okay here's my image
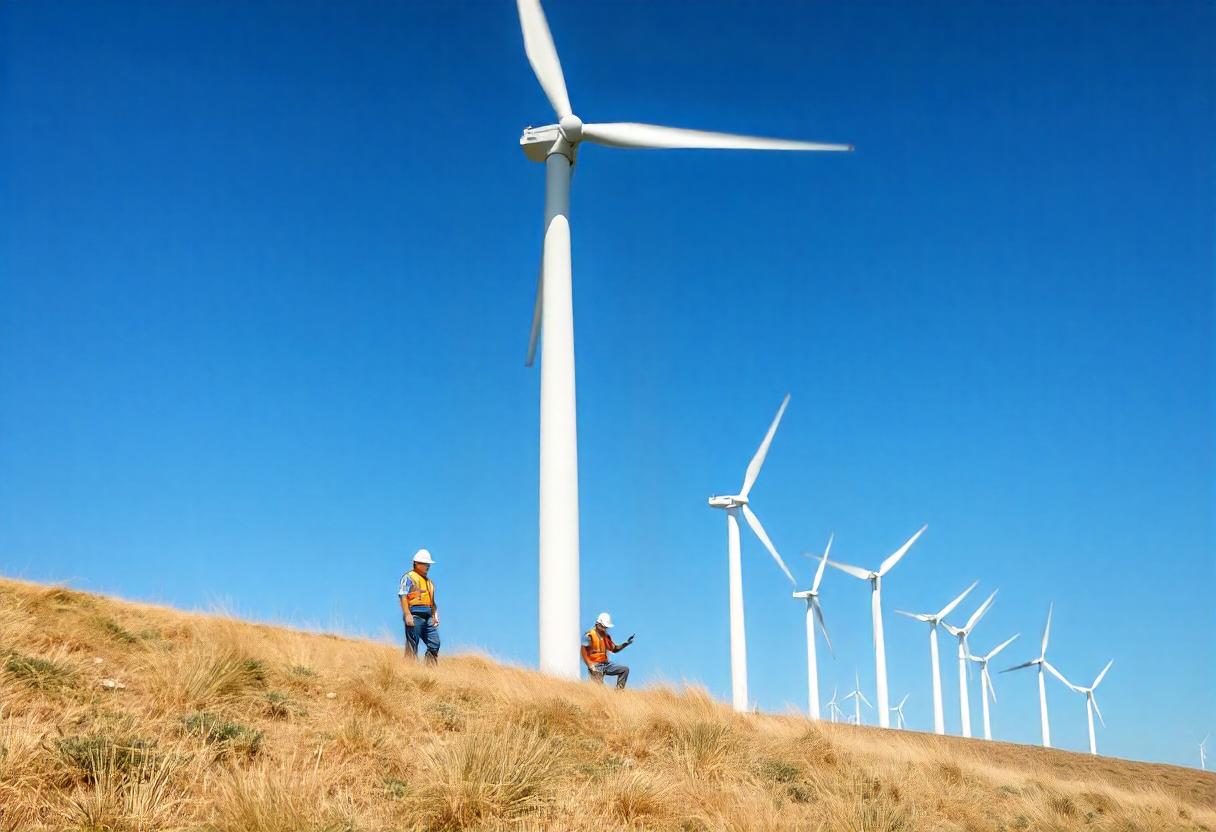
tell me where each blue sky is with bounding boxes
[1,1,1212,768]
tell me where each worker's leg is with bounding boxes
[404,617,420,660]
[420,613,440,665]
[599,661,630,689]
[588,664,605,683]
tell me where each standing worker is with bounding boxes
[398,549,440,664]
[581,612,634,689]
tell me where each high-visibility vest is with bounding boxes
[585,628,613,664]
[404,571,434,608]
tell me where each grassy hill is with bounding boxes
[1,577,1212,832]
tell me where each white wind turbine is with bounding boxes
[890,693,910,730]
[967,633,1019,741]
[1049,660,1113,756]
[826,686,844,723]
[942,590,998,739]
[827,526,928,727]
[1201,735,1209,771]
[1002,604,1061,748]
[792,538,834,719]
[515,0,852,678]
[708,395,798,711]
[842,670,873,726]
[896,581,977,735]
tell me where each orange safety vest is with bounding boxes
[404,570,434,608]
[585,628,614,664]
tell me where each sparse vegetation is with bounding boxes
[0,575,1211,831]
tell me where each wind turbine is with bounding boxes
[827,526,928,727]
[1050,660,1113,755]
[708,395,797,711]
[890,693,910,730]
[967,633,1019,741]
[1201,735,1209,771]
[515,0,852,679]
[896,581,977,735]
[825,686,844,723]
[1002,604,1060,748]
[942,590,997,739]
[793,537,834,719]
[842,670,873,726]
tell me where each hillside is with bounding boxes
[1,577,1212,832]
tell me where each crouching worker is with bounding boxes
[582,612,634,689]
[398,548,440,664]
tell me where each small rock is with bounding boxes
[325,691,337,700]
[93,657,104,664]
[99,678,126,690]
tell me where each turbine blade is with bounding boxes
[812,597,834,657]
[525,260,543,367]
[985,633,1020,661]
[1092,659,1113,689]
[827,560,873,581]
[739,394,790,498]
[895,610,932,622]
[1041,603,1053,658]
[516,0,572,118]
[984,667,998,703]
[1001,659,1038,674]
[936,580,978,620]
[859,691,873,709]
[740,504,794,583]
[580,122,853,152]
[1091,694,1105,728]
[964,590,998,633]
[1044,661,1079,692]
[811,534,833,593]
[878,524,927,576]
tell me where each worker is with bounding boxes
[581,611,634,689]
[398,548,440,664]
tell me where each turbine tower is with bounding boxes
[896,581,977,735]
[1002,604,1061,748]
[828,526,928,727]
[793,537,834,719]
[708,395,798,711]
[967,633,1019,741]
[842,670,872,726]
[1201,735,1209,771]
[890,693,910,730]
[942,591,998,739]
[1050,660,1113,755]
[515,0,852,678]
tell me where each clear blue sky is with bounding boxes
[1,1,1212,768]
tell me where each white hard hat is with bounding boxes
[412,548,435,565]
[596,612,614,629]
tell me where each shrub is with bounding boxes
[182,712,263,757]
[95,617,138,644]
[56,735,157,784]
[262,691,305,720]
[4,652,75,691]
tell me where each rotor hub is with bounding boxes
[559,113,584,142]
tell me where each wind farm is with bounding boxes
[1,0,1212,828]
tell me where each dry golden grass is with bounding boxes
[0,576,1211,831]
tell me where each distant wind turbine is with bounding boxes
[967,634,1019,741]
[842,670,873,726]
[828,526,928,727]
[896,581,977,735]
[890,693,910,730]
[826,686,844,723]
[792,538,834,720]
[708,395,797,712]
[1002,604,1061,747]
[1201,735,1209,771]
[1050,660,1113,755]
[942,591,997,738]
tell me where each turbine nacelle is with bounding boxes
[707,494,748,510]
[792,589,818,599]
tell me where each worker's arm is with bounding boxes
[613,634,635,652]
[431,587,439,627]
[580,644,595,670]
[399,578,415,627]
